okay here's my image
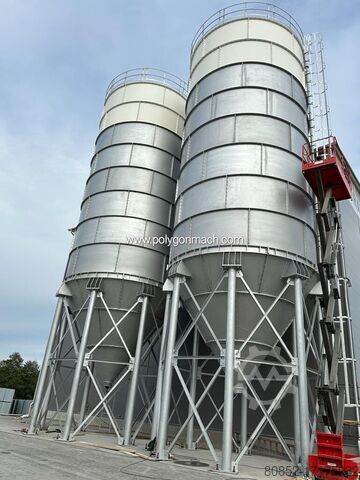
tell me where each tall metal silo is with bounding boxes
[155,4,318,472]
[28,68,186,445]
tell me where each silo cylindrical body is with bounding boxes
[170,12,317,353]
[63,69,186,387]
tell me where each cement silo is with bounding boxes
[29,68,186,444]
[155,4,318,472]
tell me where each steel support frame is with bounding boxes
[154,262,314,473]
[29,283,162,445]
[28,296,67,434]
[67,292,159,443]
[29,293,96,432]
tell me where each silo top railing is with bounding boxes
[191,2,304,54]
[105,68,188,102]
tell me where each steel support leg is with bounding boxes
[60,289,97,441]
[156,275,181,460]
[39,314,67,430]
[28,297,63,434]
[294,277,310,470]
[123,296,149,445]
[241,385,247,451]
[293,321,301,465]
[78,366,92,428]
[293,370,301,463]
[151,292,171,440]
[38,378,52,430]
[221,267,236,472]
[186,326,199,450]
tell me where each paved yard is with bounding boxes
[0,416,290,480]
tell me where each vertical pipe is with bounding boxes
[61,289,97,441]
[123,296,149,445]
[221,267,236,472]
[151,292,171,440]
[28,297,63,434]
[186,326,199,450]
[292,321,301,465]
[240,385,247,451]
[156,275,181,460]
[294,277,310,470]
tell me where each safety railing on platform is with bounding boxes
[105,68,188,102]
[191,1,304,54]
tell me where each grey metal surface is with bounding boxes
[10,399,32,415]
[57,70,185,396]
[170,16,317,352]
[0,389,15,415]
[339,186,360,382]
[0,388,15,403]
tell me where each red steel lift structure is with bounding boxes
[309,432,359,480]
[302,136,360,480]
[302,137,352,202]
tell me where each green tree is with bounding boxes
[0,352,39,399]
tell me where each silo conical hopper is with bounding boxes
[170,11,317,355]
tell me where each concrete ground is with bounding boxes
[0,416,296,480]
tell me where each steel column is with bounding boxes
[61,289,97,441]
[156,275,181,460]
[38,379,52,430]
[292,320,301,464]
[221,267,236,472]
[240,385,247,450]
[78,367,92,428]
[151,292,171,440]
[28,297,63,434]
[186,326,199,450]
[123,296,149,445]
[294,277,310,469]
[39,314,67,430]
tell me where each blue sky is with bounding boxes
[0,0,359,363]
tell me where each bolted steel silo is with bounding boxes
[29,68,186,444]
[172,9,316,353]
[65,69,186,380]
[155,4,318,472]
